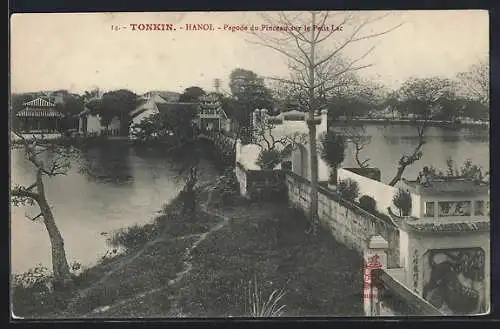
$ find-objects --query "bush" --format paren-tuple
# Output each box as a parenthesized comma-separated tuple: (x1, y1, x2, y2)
(392, 188, 412, 216)
(337, 178, 360, 202)
(358, 195, 376, 213)
(256, 149, 282, 170)
(107, 223, 157, 250)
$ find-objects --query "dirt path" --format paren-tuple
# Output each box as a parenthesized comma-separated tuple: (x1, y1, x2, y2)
(71, 185, 230, 317)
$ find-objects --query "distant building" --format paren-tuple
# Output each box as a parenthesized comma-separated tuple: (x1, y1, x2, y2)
(194, 93, 230, 133)
(77, 92, 121, 137)
(235, 108, 329, 179)
(15, 98, 64, 135)
(77, 108, 121, 137)
(129, 93, 198, 140)
(141, 90, 180, 102)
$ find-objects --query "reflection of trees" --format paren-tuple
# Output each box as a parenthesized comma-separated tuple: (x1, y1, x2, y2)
(77, 143, 133, 185)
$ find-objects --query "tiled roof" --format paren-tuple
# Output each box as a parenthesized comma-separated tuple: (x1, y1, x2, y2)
(402, 178, 489, 196)
(157, 102, 197, 113)
(406, 221, 490, 233)
(387, 208, 490, 233)
(16, 108, 64, 118)
(23, 98, 55, 108)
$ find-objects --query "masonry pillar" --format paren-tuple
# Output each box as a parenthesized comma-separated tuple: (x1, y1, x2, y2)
(364, 235, 388, 316)
(235, 139, 242, 166)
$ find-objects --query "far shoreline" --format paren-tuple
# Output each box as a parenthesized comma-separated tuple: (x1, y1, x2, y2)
(330, 118, 489, 129)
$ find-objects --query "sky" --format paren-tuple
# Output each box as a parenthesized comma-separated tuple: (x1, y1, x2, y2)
(10, 10, 489, 95)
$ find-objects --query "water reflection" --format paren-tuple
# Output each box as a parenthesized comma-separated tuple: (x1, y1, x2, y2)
(78, 143, 133, 185)
(10, 125, 488, 273)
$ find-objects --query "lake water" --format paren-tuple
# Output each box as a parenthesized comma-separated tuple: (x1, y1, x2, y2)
(331, 124, 489, 183)
(10, 124, 489, 273)
(10, 142, 217, 274)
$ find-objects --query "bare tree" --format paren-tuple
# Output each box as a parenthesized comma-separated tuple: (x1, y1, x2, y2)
(11, 133, 77, 287)
(387, 122, 426, 186)
(386, 77, 453, 186)
(457, 58, 489, 107)
(340, 125, 371, 168)
(253, 111, 308, 169)
(247, 11, 402, 234)
(253, 112, 308, 153)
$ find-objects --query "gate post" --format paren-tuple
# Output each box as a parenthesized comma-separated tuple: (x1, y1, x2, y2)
(364, 235, 388, 316)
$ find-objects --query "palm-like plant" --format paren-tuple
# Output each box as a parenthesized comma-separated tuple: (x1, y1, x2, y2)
(245, 276, 287, 317)
(320, 130, 346, 185)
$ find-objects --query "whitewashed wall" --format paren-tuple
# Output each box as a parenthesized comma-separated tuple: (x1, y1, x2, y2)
(86, 114, 102, 134)
(108, 116, 121, 135)
(337, 168, 421, 217)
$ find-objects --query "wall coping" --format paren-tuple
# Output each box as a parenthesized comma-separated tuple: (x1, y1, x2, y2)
(369, 235, 389, 250)
(286, 171, 398, 229)
(371, 268, 444, 316)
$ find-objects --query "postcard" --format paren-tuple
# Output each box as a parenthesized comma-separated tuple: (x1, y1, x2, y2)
(10, 10, 490, 319)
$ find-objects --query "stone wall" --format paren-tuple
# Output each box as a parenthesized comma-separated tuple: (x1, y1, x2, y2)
(286, 171, 400, 268)
(370, 269, 443, 316)
(235, 162, 287, 202)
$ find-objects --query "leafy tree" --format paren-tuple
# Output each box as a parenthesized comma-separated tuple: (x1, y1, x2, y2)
(229, 68, 274, 140)
(55, 93, 85, 131)
(179, 86, 206, 103)
(393, 77, 456, 119)
(392, 188, 412, 216)
(461, 99, 489, 121)
(320, 130, 346, 185)
(130, 104, 197, 144)
(92, 89, 138, 135)
(337, 178, 359, 202)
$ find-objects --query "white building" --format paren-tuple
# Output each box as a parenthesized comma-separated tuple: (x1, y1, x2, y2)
(236, 108, 330, 180)
(388, 177, 490, 316)
(340, 166, 490, 316)
(129, 94, 198, 140)
(77, 108, 121, 136)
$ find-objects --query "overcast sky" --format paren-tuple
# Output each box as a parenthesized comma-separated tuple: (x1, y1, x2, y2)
(10, 10, 489, 95)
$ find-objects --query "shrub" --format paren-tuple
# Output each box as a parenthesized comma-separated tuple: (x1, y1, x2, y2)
(337, 178, 360, 202)
(107, 223, 156, 250)
(256, 149, 282, 170)
(392, 188, 412, 216)
(320, 131, 346, 185)
(359, 195, 376, 213)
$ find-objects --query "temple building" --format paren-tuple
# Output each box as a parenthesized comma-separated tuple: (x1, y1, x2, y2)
(15, 98, 64, 134)
(194, 93, 230, 132)
(387, 176, 490, 315)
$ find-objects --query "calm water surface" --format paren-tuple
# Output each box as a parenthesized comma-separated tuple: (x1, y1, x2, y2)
(10, 142, 217, 274)
(331, 124, 489, 183)
(10, 124, 489, 273)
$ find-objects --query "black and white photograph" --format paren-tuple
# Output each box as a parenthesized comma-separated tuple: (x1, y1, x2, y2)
(9, 10, 490, 318)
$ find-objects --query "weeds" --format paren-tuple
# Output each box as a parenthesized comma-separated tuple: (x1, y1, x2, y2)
(245, 276, 287, 317)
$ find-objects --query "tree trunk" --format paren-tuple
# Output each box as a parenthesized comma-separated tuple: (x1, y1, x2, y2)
(307, 12, 320, 236)
(36, 173, 72, 287)
(330, 165, 338, 185)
